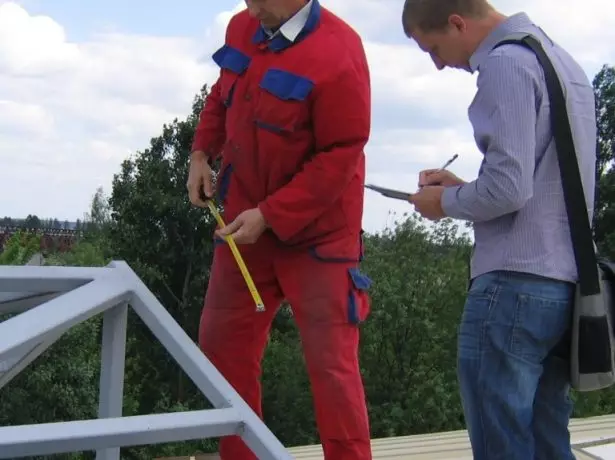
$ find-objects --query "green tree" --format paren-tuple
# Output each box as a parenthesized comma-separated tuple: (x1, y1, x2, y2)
(260, 310, 316, 445)
(0, 231, 40, 265)
(593, 64, 615, 257)
(0, 238, 118, 460)
(84, 187, 111, 232)
(23, 214, 41, 230)
(359, 214, 472, 436)
(104, 84, 220, 456)
(571, 65, 615, 416)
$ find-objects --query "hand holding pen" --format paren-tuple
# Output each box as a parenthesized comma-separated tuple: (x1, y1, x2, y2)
(408, 154, 463, 221)
(364, 154, 463, 202)
(418, 154, 464, 188)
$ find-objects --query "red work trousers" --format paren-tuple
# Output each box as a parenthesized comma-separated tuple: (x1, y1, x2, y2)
(199, 234, 372, 460)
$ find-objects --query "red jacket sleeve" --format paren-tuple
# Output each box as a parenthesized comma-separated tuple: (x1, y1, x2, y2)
(258, 49, 371, 241)
(191, 77, 227, 159)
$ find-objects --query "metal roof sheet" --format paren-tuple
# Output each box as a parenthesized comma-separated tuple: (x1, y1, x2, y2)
(287, 414, 615, 459)
(154, 414, 615, 459)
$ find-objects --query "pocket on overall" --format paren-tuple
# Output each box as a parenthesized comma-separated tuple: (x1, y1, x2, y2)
(347, 267, 372, 325)
(212, 44, 251, 107)
(255, 68, 314, 133)
(308, 235, 364, 263)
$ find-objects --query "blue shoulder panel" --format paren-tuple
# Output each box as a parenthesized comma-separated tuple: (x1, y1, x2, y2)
(260, 69, 314, 101)
(212, 44, 251, 75)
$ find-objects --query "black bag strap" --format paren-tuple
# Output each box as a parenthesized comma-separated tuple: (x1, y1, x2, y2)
(493, 35, 600, 296)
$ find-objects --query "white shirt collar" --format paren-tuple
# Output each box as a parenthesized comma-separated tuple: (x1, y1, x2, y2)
(265, 0, 313, 42)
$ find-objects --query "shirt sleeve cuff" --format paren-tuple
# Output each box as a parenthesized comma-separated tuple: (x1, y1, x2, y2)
(441, 185, 463, 219)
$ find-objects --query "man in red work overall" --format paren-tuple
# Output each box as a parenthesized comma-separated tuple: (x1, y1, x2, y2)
(186, 0, 373, 459)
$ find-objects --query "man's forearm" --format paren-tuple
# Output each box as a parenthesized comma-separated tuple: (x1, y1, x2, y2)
(441, 161, 532, 222)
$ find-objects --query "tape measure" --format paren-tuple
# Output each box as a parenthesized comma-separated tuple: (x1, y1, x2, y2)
(206, 200, 265, 312)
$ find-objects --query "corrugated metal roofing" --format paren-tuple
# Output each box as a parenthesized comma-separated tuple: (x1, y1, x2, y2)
(287, 414, 615, 459)
(154, 414, 615, 459)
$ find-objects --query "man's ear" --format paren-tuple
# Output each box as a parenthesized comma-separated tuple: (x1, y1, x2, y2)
(448, 14, 467, 33)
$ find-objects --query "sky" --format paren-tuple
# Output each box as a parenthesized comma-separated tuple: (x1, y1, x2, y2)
(0, 0, 614, 234)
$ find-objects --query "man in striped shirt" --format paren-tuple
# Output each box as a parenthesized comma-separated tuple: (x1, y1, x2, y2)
(401, 1, 597, 459)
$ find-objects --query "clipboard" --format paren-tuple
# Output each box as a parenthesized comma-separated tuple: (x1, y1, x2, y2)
(365, 183, 414, 201)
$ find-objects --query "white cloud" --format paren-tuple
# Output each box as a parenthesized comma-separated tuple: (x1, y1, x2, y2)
(0, 0, 613, 233)
(498, 0, 615, 74)
(0, 100, 55, 137)
(0, 2, 218, 220)
(213, 1, 245, 30)
(320, 0, 402, 37)
(0, 2, 80, 76)
(365, 41, 477, 130)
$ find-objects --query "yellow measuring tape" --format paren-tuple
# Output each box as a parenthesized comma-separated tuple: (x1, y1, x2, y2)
(206, 200, 265, 312)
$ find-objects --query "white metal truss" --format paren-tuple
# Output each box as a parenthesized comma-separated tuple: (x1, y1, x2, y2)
(0, 260, 292, 459)
(572, 437, 615, 460)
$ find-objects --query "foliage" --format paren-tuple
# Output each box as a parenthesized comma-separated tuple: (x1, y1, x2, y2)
(261, 325, 315, 445)
(0, 239, 109, 460)
(102, 84, 220, 457)
(593, 65, 615, 257)
(359, 214, 472, 437)
(0, 231, 41, 265)
(23, 214, 41, 229)
(571, 64, 615, 413)
(82, 186, 113, 246)
(45, 241, 111, 267)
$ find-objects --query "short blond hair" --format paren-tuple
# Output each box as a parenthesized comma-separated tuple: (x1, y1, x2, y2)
(402, 0, 493, 35)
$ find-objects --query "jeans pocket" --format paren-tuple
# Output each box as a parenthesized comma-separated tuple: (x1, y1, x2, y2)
(510, 293, 573, 363)
(458, 287, 499, 361)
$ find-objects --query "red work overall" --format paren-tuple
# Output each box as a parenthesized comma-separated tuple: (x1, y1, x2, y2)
(192, 2, 373, 458)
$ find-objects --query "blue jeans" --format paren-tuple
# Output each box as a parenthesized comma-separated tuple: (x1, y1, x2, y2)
(458, 270, 575, 460)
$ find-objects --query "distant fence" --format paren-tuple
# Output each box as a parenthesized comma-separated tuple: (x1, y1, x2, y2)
(0, 227, 82, 253)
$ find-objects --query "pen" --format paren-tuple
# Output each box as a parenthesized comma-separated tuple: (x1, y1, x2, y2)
(418, 154, 459, 188)
(438, 153, 458, 171)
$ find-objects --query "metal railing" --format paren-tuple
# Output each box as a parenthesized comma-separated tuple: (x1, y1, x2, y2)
(572, 436, 615, 460)
(0, 260, 292, 459)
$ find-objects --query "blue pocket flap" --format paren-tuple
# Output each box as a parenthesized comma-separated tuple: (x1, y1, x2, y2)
(212, 44, 251, 75)
(348, 267, 372, 290)
(260, 68, 314, 101)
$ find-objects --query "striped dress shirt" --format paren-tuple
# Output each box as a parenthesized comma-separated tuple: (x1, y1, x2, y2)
(441, 12, 597, 282)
